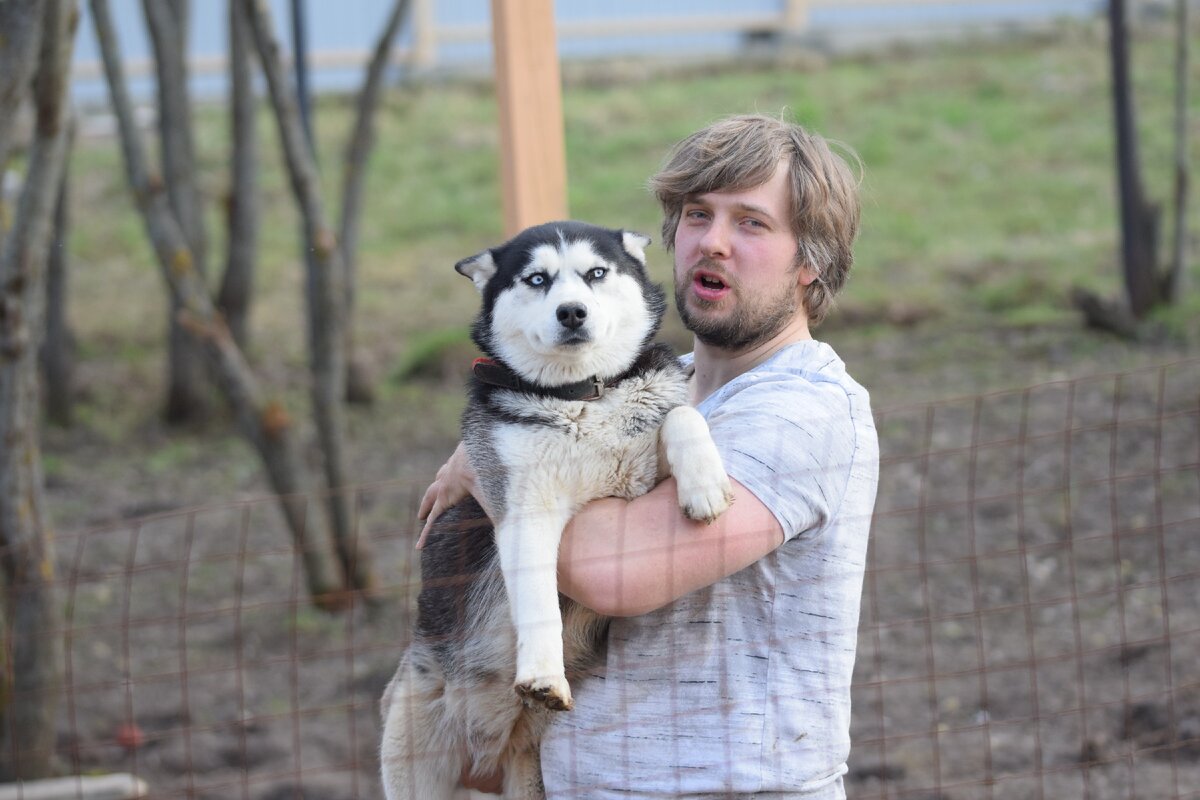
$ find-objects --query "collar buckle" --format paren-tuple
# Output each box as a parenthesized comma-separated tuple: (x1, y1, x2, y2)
(580, 377, 605, 401)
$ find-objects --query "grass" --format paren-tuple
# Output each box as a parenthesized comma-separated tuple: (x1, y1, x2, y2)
(46, 20, 1200, 519)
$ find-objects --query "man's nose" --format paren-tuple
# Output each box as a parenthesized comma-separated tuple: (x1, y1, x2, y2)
(699, 220, 730, 258)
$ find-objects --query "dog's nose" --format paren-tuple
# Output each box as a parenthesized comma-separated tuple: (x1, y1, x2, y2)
(556, 302, 588, 330)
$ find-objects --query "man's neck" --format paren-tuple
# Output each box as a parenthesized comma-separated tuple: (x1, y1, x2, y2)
(689, 317, 813, 405)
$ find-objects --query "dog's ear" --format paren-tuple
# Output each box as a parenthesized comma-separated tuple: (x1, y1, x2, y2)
(455, 250, 497, 292)
(621, 231, 652, 265)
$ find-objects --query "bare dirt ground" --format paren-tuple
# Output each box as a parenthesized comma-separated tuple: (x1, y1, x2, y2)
(42, 327, 1199, 799)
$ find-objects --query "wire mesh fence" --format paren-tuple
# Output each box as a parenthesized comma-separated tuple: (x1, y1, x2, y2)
(10, 357, 1199, 798)
(856, 358, 1200, 799)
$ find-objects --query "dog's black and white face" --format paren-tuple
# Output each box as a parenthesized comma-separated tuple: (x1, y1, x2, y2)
(456, 221, 666, 386)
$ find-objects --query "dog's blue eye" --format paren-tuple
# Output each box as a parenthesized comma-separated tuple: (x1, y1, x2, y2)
(588, 267, 607, 281)
(524, 273, 547, 287)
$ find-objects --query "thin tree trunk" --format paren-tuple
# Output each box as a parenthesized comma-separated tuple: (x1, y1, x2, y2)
(89, 0, 346, 609)
(339, 0, 413, 405)
(1164, 0, 1189, 302)
(0, 1, 45, 174)
(290, 0, 315, 156)
(1108, 0, 1161, 318)
(143, 0, 210, 423)
(41, 116, 74, 427)
(0, 0, 75, 779)
(241, 0, 376, 597)
(216, 0, 258, 350)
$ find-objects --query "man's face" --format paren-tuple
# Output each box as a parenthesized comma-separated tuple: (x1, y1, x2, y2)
(672, 160, 814, 351)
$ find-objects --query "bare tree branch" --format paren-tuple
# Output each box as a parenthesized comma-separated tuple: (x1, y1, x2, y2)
(1164, 0, 1189, 302)
(143, 0, 210, 422)
(88, 0, 346, 609)
(339, 0, 413, 404)
(143, 0, 204, 263)
(241, 0, 376, 596)
(1107, 0, 1162, 319)
(289, 0, 315, 155)
(0, 0, 75, 779)
(41, 115, 75, 427)
(216, 0, 259, 349)
(0, 0, 45, 174)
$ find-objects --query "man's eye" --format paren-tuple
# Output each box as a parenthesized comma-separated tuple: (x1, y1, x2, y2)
(524, 273, 547, 287)
(588, 267, 607, 281)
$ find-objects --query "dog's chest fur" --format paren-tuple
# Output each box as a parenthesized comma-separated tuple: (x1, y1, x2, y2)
(466, 346, 688, 510)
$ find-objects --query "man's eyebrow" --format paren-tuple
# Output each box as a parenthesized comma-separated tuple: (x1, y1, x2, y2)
(732, 201, 777, 221)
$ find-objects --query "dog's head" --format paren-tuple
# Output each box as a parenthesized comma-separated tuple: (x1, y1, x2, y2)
(456, 221, 666, 387)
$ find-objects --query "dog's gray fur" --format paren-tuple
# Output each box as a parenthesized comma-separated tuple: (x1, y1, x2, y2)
(380, 222, 732, 799)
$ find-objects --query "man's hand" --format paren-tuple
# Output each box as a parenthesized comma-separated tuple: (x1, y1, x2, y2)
(416, 441, 482, 549)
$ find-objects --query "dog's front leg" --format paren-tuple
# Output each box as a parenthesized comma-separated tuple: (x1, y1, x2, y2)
(660, 406, 734, 524)
(495, 498, 575, 712)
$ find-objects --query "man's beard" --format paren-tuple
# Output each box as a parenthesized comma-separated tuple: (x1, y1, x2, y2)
(674, 264, 801, 352)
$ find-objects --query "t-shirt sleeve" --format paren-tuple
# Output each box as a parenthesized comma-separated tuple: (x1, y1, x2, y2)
(703, 374, 858, 543)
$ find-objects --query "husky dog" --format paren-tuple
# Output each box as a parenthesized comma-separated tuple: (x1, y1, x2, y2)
(379, 221, 733, 799)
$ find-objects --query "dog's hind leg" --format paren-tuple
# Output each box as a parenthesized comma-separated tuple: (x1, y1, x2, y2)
(494, 500, 576, 711)
(500, 710, 550, 800)
(502, 748, 546, 800)
(380, 655, 463, 800)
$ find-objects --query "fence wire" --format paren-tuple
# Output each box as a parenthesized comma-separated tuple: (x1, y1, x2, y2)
(7, 358, 1198, 799)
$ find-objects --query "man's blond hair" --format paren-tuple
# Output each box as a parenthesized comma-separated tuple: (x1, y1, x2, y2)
(650, 114, 861, 326)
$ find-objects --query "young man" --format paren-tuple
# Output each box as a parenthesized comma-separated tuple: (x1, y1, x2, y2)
(420, 114, 879, 798)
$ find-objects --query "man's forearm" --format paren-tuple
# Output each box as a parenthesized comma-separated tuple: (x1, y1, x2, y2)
(556, 477, 784, 617)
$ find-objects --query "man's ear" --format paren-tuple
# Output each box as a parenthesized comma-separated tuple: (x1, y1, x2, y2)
(621, 231, 652, 264)
(454, 250, 497, 292)
(796, 261, 819, 287)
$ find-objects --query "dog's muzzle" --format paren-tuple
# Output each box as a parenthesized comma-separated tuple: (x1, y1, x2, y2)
(555, 302, 591, 345)
(556, 302, 587, 330)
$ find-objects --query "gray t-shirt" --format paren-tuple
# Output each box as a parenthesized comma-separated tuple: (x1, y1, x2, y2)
(541, 340, 880, 799)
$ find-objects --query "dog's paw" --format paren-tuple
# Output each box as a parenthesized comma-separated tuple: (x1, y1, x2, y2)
(515, 675, 574, 712)
(676, 450, 729, 525)
(678, 473, 735, 525)
(661, 406, 734, 524)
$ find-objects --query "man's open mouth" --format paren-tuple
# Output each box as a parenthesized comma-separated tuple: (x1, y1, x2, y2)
(692, 270, 731, 302)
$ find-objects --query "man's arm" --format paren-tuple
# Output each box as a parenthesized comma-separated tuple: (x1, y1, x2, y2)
(556, 476, 783, 617)
(416, 442, 784, 616)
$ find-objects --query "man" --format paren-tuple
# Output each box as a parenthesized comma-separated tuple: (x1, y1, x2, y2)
(420, 114, 879, 798)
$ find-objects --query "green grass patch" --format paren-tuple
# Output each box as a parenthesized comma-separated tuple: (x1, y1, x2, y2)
(391, 326, 476, 383)
(57, 23, 1200, 451)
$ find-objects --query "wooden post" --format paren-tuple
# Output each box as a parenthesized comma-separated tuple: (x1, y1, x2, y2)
(490, 0, 568, 236)
(412, 0, 436, 70)
(783, 0, 809, 34)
